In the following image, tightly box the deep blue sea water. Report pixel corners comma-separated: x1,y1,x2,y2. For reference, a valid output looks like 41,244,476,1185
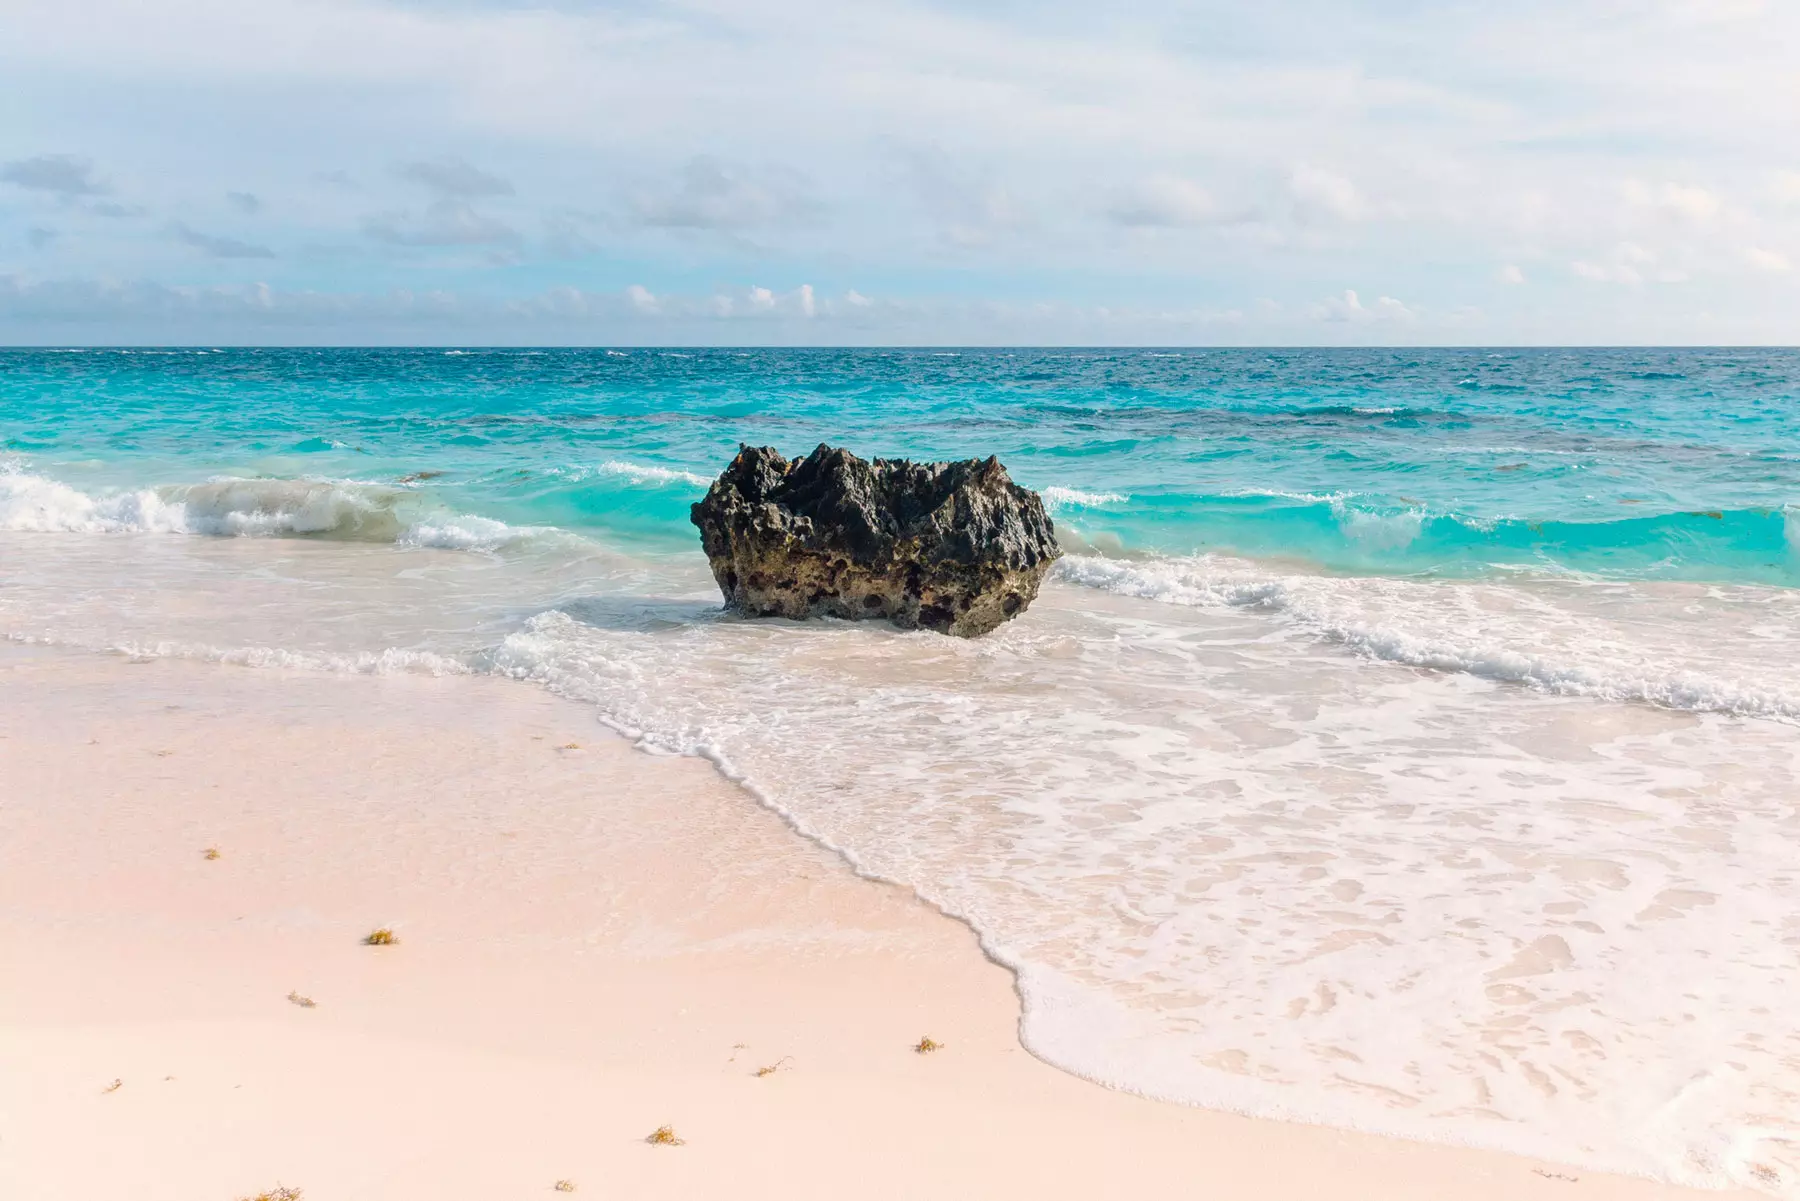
4,346,1800,1194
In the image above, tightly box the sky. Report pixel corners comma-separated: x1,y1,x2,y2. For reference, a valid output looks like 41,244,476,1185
2,0,1798,345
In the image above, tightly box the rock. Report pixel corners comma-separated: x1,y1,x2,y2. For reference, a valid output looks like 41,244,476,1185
691,444,1061,637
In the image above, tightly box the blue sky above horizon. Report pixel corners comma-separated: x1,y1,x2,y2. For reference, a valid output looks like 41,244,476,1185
2,0,1798,345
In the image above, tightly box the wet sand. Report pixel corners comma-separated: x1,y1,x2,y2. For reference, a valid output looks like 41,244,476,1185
0,645,1752,1200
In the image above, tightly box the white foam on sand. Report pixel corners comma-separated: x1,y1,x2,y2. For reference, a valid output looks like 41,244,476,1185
4,630,472,677
4,520,1799,1196
476,571,1800,1197
1056,553,1800,721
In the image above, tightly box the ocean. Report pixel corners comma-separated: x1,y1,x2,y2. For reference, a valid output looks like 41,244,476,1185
3,346,1798,1193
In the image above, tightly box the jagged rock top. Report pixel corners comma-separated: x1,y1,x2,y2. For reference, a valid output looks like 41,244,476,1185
691,443,1061,636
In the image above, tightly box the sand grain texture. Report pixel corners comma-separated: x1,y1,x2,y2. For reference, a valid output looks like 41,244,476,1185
0,646,1751,1200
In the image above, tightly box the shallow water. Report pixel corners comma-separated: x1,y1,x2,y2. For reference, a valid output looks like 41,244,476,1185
3,347,1799,1193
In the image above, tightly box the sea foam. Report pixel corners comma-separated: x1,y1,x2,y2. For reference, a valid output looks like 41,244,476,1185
1055,553,1800,721
0,465,530,551
588,460,713,488
1040,485,1128,510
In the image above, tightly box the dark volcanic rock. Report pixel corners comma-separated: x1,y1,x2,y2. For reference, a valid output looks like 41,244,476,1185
690,444,1061,637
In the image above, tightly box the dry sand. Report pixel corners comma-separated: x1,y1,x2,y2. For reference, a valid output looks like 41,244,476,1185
0,645,1752,1200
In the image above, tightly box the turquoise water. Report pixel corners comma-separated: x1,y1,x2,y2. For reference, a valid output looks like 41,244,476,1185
5,346,1800,1194
5,346,1799,581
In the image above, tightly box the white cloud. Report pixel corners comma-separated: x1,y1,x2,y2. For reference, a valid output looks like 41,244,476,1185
1625,180,1722,222
1310,289,1414,323
17,271,1798,346
1570,241,1698,285
3,0,1799,341
626,283,658,313
798,283,816,317
1743,246,1791,273
1496,264,1526,285
748,285,776,311
1289,166,1363,222
1106,176,1222,227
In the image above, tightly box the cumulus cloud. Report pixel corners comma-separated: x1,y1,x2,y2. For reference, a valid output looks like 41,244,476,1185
227,191,262,215
630,157,819,230
1,154,109,197
1311,289,1414,323
365,202,520,247
1496,264,1526,284
605,282,848,323
14,273,1731,346
172,222,276,259
398,157,514,198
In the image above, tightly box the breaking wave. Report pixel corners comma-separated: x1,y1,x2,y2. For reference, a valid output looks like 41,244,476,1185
0,466,532,552
584,459,712,488
1040,485,1128,510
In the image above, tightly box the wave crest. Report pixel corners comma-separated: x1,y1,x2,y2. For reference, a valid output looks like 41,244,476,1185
0,465,529,551
1041,485,1128,510
587,460,712,488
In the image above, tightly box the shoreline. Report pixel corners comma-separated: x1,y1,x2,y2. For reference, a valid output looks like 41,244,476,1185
0,642,1757,1200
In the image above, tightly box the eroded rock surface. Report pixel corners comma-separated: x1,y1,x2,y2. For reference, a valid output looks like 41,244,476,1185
691,444,1061,637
